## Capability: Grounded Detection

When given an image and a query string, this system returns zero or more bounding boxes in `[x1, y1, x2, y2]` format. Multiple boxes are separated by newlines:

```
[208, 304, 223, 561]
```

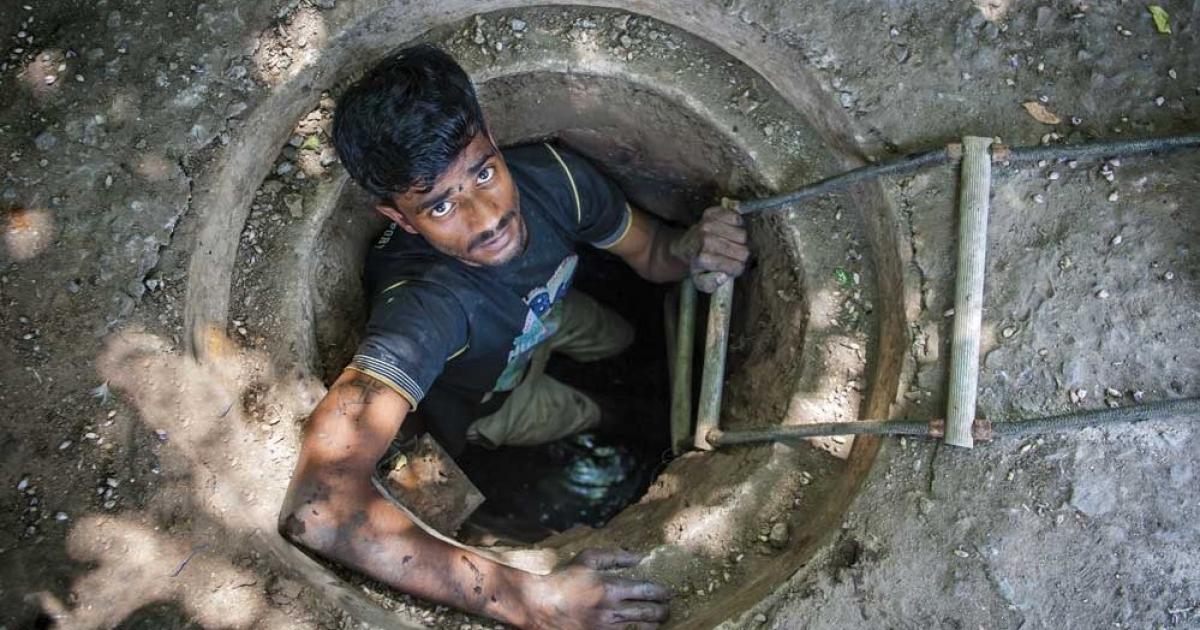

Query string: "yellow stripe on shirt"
[544, 143, 582, 224]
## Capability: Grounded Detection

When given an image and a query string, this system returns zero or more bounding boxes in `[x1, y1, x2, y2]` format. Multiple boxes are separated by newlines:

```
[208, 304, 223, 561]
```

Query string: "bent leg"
[466, 373, 601, 448]
[465, 291, 630, 448]
[548, 290, 634, 363]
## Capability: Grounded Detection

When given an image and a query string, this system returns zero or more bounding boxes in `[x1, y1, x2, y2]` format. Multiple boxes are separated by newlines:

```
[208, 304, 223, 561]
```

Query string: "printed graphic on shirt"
[374, 222, 398, 249]
[492, 254, 578, 391]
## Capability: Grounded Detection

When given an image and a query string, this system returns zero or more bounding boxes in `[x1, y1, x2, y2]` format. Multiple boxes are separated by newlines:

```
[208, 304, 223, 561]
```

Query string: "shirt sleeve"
[347, 280, 468, 408]
[545, 145, 633, 249]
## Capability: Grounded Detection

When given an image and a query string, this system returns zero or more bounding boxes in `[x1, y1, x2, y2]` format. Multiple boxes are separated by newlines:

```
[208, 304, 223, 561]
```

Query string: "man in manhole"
[279, 45, 749, 628]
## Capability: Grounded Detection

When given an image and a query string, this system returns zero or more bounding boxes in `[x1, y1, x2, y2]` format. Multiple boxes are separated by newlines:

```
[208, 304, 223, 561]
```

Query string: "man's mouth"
[470, 211, 518, 254]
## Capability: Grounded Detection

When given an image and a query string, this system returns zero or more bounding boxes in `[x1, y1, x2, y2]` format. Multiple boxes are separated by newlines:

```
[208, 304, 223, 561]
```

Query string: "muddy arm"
[278, 370, 671, 629]
[279, 370, 538, 626]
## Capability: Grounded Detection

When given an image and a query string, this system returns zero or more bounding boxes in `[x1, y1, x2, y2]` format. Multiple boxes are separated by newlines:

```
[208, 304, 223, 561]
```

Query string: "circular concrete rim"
[182, 2, 908, 627]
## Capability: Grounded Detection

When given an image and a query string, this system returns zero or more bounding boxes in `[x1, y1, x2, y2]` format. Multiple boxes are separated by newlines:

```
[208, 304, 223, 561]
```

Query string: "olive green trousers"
[465, 291, 633, 448]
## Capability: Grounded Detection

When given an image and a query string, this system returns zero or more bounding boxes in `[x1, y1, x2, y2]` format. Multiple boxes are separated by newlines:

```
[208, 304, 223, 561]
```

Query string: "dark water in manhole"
[456, 247, 675, 542]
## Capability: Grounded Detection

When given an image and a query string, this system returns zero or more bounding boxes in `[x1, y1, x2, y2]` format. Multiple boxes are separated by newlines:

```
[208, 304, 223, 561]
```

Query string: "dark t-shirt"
[349, 143, 631, 455]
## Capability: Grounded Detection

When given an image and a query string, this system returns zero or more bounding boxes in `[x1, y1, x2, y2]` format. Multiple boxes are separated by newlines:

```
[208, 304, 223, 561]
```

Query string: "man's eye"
[477, 166, 495, 184]
[429, 201, 454, 218]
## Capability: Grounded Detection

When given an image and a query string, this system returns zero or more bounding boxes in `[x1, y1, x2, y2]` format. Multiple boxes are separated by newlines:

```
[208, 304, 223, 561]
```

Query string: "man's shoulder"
[501, 143, 569, 191]
[501, 142, 558, 169]
[503, 143, 592, 232]
[363, 225, 470, 297]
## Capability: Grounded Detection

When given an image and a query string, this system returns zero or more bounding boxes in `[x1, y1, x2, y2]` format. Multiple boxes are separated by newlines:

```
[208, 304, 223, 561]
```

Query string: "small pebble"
[1047, 171, 1060, 181]
[1033, 193, 1045, 204]
[55, 512, 68, 522]
[58, 440, 72, 450]
[17, 478, 29, 492]
[1095, 289, 1110, 299]
[1154, 96, 1165, 107]
[1067, 160, 1078, 169]
[1107, 191, 1119, 202]
[1133, 390, 1145, 403]
[1167, 68, 1177, 80]
[1070, 116, 1083, 126]
[768, 522, 789, 549]
[1110, 234, 1122, 246]
[953, 548, 970, 558]
[1163, 271, 1175, 281]
[154, 429, 168, 441]
[1105, 387, 1122, 398]
[1002, 326, 1017, 338]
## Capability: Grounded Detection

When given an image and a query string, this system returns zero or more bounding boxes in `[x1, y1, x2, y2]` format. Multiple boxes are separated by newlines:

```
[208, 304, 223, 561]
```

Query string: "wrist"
[501, 568, 549, 628]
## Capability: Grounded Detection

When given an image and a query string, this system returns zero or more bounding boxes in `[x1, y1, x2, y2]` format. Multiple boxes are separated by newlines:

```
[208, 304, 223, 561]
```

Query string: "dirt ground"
[1, 0, 1197, 628]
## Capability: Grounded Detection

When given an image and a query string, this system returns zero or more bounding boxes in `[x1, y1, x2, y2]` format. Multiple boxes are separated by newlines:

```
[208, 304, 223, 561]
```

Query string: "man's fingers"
[703, 205, 744, 226]
[693, 271, 727, 294]
[608, 601, 670, 623]
[606, 577, 672, 602]
[700, 236, 751, 263]
[694, 251, 747, 277]
[576, 548, 644, 570]
[700, 219, 748, 245]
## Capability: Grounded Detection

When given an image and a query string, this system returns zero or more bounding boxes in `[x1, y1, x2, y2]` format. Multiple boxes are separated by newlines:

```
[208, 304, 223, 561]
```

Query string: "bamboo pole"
[945, 136, 994, 448]
[694, 277, 734, 450]
[669, 280, 695, 455]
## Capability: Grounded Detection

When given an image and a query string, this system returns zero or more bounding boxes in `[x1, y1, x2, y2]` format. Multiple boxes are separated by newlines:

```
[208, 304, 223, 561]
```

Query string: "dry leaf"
[1022, 101, 1062, 125]
[1147, 5, 1171, 34]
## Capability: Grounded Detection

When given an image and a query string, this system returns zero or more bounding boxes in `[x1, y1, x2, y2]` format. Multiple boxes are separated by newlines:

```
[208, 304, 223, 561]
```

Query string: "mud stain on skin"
[461, 555, 484, 596]
[281, 514, 307, 539]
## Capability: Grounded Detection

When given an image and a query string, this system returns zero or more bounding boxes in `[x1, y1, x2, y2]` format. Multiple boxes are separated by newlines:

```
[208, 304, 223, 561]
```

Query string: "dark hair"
[333, 44, 485, 198]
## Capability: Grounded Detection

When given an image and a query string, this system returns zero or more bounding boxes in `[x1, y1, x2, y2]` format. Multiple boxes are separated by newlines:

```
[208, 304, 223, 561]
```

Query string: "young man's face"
[377, 132, 525, 267]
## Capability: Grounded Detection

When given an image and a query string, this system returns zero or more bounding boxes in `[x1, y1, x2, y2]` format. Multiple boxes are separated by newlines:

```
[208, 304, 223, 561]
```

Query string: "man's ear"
[375, 198, 419, 235]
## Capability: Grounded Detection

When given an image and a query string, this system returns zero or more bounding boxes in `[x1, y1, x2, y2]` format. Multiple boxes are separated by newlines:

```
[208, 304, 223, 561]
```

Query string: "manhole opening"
[217, 4, 892, 623]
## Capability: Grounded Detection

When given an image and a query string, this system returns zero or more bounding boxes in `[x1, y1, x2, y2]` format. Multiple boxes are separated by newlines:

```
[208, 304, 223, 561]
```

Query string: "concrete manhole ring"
[183, 3, 908, 627]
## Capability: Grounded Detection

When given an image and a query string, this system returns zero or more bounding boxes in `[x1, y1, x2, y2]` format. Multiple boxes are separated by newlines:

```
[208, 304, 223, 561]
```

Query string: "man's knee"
[558, 291, 634, 361]
[611, 315, 635, 354]
[467, 377, 600, 448]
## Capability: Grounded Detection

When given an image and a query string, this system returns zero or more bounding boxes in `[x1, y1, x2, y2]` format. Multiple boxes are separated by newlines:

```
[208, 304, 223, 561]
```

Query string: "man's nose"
[465, 196, 505, 230]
